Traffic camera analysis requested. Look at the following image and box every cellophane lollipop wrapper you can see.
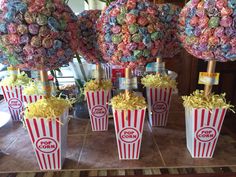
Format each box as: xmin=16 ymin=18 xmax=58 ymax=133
xmin=146 ymin=87 xmax=173 ymax=126
xmin=185 ymin=107 xmax=227 ymax=158
xmin=1 ymin=85 xmax=24 ymax=121
xmin=86 ymin=90 xmax=111 ymax=131
xmin=24 ymin=109 xmax=69 ymax=170
xmin=113 ymin=108 xmax=146 ymax=160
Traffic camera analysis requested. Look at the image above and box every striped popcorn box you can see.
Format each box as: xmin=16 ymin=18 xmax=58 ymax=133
xmin=185 ymin=107 xmax=227 ymax=158
xmin=146 ymin=87 xmax=173 ymax=127
xmin=25 ymin=109 xmax=69 ymax=170
xmin=1 ymin=85 xmax=24 ymax=121
xmin=86 ymin=90 xmax=111 ymax=131
xmin=101 ymin=63 xmax=112 ymax=80
xmin=23 ymin=95 xmax=43 ymax=104
xmin=113 ymin=109 xmax=146 ymax=160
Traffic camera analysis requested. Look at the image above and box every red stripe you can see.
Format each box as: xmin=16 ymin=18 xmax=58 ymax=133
xmin=118 ymin=140 xmax=122 ymax=159
xmin=36 ymin=151 xmax=43 ymax=170
xmin=207 ymin=110 xmax=211 ymax=126
xmin=132 ymin=143 xmax=135 ymax=159
xmin=102 ymin=91 xmax=105 ymax=105
xmin=95 ymin=118 xmax=98 ymax=131
xmin=167 ymin=88 xmax=172 ymax=104
xmin=115 ymin=110 xmax=119 ymax=133
xmin=121 ymin=110 xmax=125 ymax=128
xmin=33 ymin=119 xmax=40 ymax=138
xmin=123 ymin=143 xmax=126 ymax=159
xmin=136 ymin=139 xmax=141 ymax=159
xmin=128 ymin=110 xmax=131 ymax=127
xmin=164 ymin=88 xmax=167 ymax=103
xmin=34 ymin=95 xmax=38 ymax=102
xmin=217 ymin=109 xmax=226 ymax=131
xmin=53 ymin=153 xmax=56 ymax=170
xmin=194 ymin=139 xmax=197 ymax=157
xmin=15 ymin=87 xmax=19 ymax=101
xmin=92 ymin=92 xmax=95 ymax=106
xmin=202 ymin=143 xmax=206 ymax=157
xmin=209 ymin=139 xmax=217 ymax=157
xmin=86 ymin=92 xmax=91 ymax=109
xmin=213 ymin=109 xmax=219 ymax=127
xmin=6 ymin=86 xmax=11 ymax=99
xmin=56 ymin=118 xmax=60 ymax=141
xmin=201 ymin=109 xmax=205 ymax=127
xmin=24 ymin=96 xmax=27 ymax=103
xmin=57 ymin=149 xmax=60 ymax=169
xmin=1 ymin=86 xmax=8 ymax=102
xmin=10 ymin=86 xmax=14 ymax=98
xmin=139 ymin=110 xmax=144 ymax=132
xmin=198 ymin=142 xmax=201 ymax=157
xmin=41 ymin=119 xmax=46 ymax=136
xmin=19 ymin=86 xmax=23 ymax=103
xmin=98 ymin=118 xmax=101 ymax=131
xmin=47 ymin=154 xmax=51 ymax=169
xmin=206 ymin=142 xmax=211 ymax=157
xmin=107 ymin=91 xmax=110 ymax=105
xmin=134 ymin=110 xmax=138 ymax=127
xmin=26 ymin=119 xmax=35 ymax=143
xmin=42 ymin=154 xmax=47 ymax=169
xmin=128 ymin=144 xmax=131 ymax=159
xmin=49 ymin=120 xmax=53 ymax=137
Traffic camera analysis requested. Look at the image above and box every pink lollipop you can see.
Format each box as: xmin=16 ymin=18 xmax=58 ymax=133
xmin=77 ymin=10 xmax=104 ymax=64
xmin=0 ymin=0 xmax=79 ymax=70
xmin=178 ymin=0 xmax=236 ymax=62
xmin=97 ymin=0 xmax=165 ymax=68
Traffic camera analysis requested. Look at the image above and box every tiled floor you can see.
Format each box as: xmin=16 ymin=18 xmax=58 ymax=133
xmin=0 ymin=95 xmax=236 ymax=172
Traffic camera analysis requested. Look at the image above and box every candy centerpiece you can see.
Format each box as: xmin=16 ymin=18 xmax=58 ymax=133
xmin=97 ymin=0 xmax=165 ymax=68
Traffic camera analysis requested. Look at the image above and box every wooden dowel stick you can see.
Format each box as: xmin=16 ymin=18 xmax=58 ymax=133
xmin=8 ymin=65 xmax=17 ymax=82
xmin=96 ymin=63 xmax=102 ymax=85
xmin=40 ymin=70 xmax=51 ymax=99
xmin=156 ymin=57 xmax=162 ymax=75
xmin=125 ymin=67 xmax=132 ymax=97
xmin=204 ymin=60 xmax=216 ymax=97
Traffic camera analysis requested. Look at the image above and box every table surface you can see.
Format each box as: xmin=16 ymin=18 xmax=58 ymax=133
xmin=0 ymin=95 xmax=236 ymax=173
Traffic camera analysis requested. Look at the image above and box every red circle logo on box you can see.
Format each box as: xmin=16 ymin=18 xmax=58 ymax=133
xmin=36 ymin=137 xmax=58 ymax=153
xmin=152 ymin=102 xmax=167 ymax=113
xmin=119 ymin=128 xmax=140 ymax=143
xmin=91 ymin=105 xmax=107 ymax=118
xmin=196 ymin=127 xmax=217 ymax=142
xmin=8 ymin=98 xmax=22 ymax=109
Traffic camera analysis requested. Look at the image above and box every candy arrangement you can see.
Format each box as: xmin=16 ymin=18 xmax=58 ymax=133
xmin=0 ymin=0 xmax=79 ymax=70
xmin=178 ymin=0 xmax=236 ymax=62
xmin=97 ymin=0 xmax=165 ymax=68
xmin=77 ymin=10 xmax=103 ymax=64
xmin=157 ymin=3 xmax=181 ymax=58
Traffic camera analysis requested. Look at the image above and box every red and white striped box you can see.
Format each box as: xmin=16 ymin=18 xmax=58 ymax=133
xmin=1 ymin=85 xmax=24 ymax=121
xmin=113 ymin=108 xmax=146 ymax=160
xmin=185 ymin=107 xmax=227 ymax=158
xmin=101 ymin=63 xmax=112 ymax=80
xmin=23 ymin=95 xmax=43 ymax=105
xmin=146 ymin=87 xmax=173 ymax=126
xmin=86 ymin=90 xmax=111 ymax=131
xmin=24 ymin=109 xmax=69 ymax=170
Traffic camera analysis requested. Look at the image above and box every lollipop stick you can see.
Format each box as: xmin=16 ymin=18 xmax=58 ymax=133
xmin=204 ymin=60 xmax=216 ymax=97
xmin=8 ymin=65 xmax=17 ymax=82
xmin=75 ymin=53 xmax=87 ymax=82
xmin=96 ymin=63 xmax=102 ymax=85
xmin=125 ymin=67 xmax=132 ymax=98
xmin=156 ymin=57 xmax=162 ymax=75
xmin=40 ymin=70 xmax=51 ymax=99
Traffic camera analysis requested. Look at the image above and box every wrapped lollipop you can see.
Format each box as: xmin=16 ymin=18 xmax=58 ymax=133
xmin=0 ymin=0 xmax=78 ymax=170
xmin=98 ymin=0 xmax=166 ymax=160
xmin=97 ymin=0 xmax=165 ymax=68
xmin=178 ymin=0 xmax=235 ymax=158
